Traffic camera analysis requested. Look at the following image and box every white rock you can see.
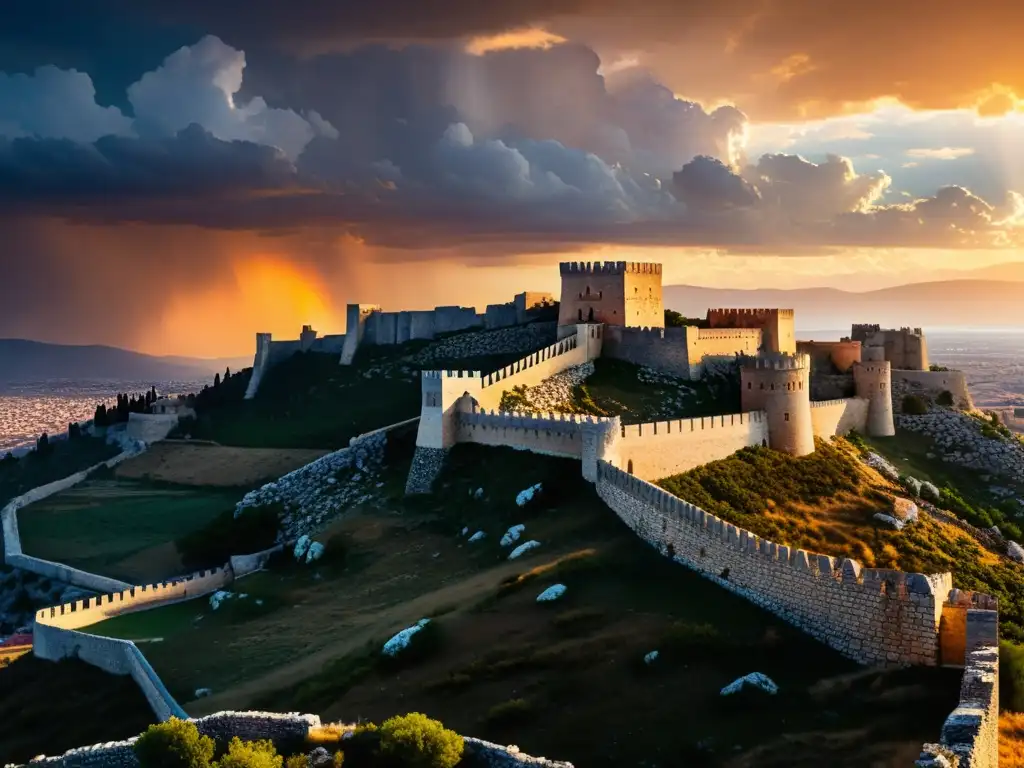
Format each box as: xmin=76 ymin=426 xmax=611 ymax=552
xmin=873 ymin=513 xmax=905 ymax=530
xmin=644 ymin=650 xmax=659 ymax=665
xmin=305 ymin=541 xmax=325 ymax=563
xmin=382 ymin=618 xmax=430 ymax=657
xmin=1008 ymin=541 xmax=1024 ymax=562
xmin=501 ymin=524 xmax=526 ymax=547
xmin=194 ymin=688 xmax=212 ymax=698
xmin=516 ymin=483 xmax=543 ymax=507
xmin=720 ymin=672 xmax=779 ymax=696
xmin=209 ymin=591 xmax=233 ymax=610
xmin=468 ymin=531 xmax=486 ymax=543
xmin=536 ymin=584 xmax=567 ymax=602
xmin=294 ymin=535 xmax=311 ymax=561
xmin=461 ymin=527 xmax=469 ymax=536
xmin=508 ymin=540 xmax=541 ymax=560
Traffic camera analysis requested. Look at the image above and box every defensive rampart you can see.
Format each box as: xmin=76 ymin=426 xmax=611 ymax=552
xmin=809 ymin=398 xmax=869 ymax=438
xmin=458 ymin=408 xmax=613 ymax=459
xmin=602 ymin=326 xmax=761 ymax=380
xmin=617 ymin=412 xmax=768 ymax=480
xmin=893 ymin=369 xmax=973 ymax=411
xmin=2 ymin=448 xmax=141 ymax=594
xmin=596 ymin=460 xmax=956 ymax=666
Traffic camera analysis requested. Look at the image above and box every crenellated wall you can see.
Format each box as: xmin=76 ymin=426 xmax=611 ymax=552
xmin=616 ymin=412 xmax=768 ymax=480
xmin=796 ymin=339 xmax=862 ymax=373
xmin=706 ymin=308 xmax=795 ymax=355
xmin=558 ymin=261 xmax=663 ymax=328
xmin=596 ymin=460 xmax=957 ymax=667
xmin=457 ymin=408 xmax=611 ymax=459
xmin=809 ymin=398 xmax=869 ymax=438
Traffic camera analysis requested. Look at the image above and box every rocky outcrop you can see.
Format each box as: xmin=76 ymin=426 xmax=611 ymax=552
xmin=897 ymin=411 xmax=1024 ymax=481
xmin=234 ymin=432 xmax=387 ymax=540
xmin=409 ymin=323 xmax=557 ymax=366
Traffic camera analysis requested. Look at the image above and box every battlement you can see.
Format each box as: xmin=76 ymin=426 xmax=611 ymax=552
xmin=420 ymin=369 xmax=483 ymax=381
xmin=738 ymin=352 xmax=811 ymax=371
xmin=696 ymin=328 xmax=764 ymax=341
xmin=480 ymin=334 xmax=580 ymax=389
xmin=620 ymin=411 xmax=764 ymax=439
xmin=708 ymin=308 xmax=794 ymax=318
xmin=464 ymin=406 xmax=613 ymax=425
xmin=559 ymin=261 xmax=662 ymax=276
xmin=810 ymin=397 xmax=861 ymax=409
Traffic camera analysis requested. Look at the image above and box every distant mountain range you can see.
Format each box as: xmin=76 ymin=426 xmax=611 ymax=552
xmin=0 ymin=339 xmax=252 ymax=384
xmin=666 ymin=278 xmax=1024 ymax=330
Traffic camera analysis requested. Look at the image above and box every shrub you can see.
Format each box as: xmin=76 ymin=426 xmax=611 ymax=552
xmin=902 ymin=394 xmax=929 ymax=415
xmin=176 ymin=504 xmax=281 ymax=571
xmin=214 ymin=737 xmax=282 ymax=768
xmin=378 ymin=713 xmax=463 ymax=768
xmin=1003 ymin=641 xmax=1024 ymax=712
xmin=285 ymin=756 xmax=308 ymax=768
xmin=482 ymin=698 xmax=535 ymax=726
xmin=135 ymin=718 xmax=215 ymax=768
xmin=936 ymin=390 xmax=955 ymax=407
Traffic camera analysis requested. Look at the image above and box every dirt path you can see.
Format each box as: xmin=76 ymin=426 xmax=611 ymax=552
xmin=186 ymin=554 xmax=553 ymax=716
xmin=115 ymin=443 xmax=328 ymax=487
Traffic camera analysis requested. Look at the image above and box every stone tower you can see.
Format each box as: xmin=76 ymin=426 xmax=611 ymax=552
xmin=740 ymin=353 xmax=814 ymax=456
xmin=853 ymin=359 xmax=896 ymax=437
xmin=558 ymin=261 xmax=663 ymax=328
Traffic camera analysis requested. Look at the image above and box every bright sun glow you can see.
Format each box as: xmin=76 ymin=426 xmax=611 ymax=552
xmin=151 ymin=256 xmax=340 ymax=357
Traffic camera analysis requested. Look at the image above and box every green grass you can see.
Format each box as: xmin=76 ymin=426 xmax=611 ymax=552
xmin=17 ymin=479 xmax=238 ymax=583
xmin=85 ymin=599 xmax=206 ymax=640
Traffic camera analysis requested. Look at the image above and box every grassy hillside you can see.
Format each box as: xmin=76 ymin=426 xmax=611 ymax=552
xmin=657 ymin=436 xmax=1024 ymax=643
xmin=80 ymin=446 xmax=958 ymax=767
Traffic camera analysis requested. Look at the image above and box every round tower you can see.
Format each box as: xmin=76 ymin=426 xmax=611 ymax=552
xmin=740 ymin=353 xmax=814 ymax=456
xmin=853 ymin=360 xmax=895 ymax=437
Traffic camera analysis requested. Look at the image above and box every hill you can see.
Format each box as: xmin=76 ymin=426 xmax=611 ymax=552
xmin=664 ymin=279 xmax=1024 ymax=329
xmin=0 ymin=339 xmax=249 ymax=384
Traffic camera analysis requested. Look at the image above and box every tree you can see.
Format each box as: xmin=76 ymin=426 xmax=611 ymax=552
xmin=213 ymin=737 xmax=282 ymax=768
xmin=901 ymin=394 xmax=929 ymax=415
xmin=35 ymin=433 xmax=51 ymax=456
xmin=134 ymin=718 xmax=214 ymax=768
xmin=936 ymin=390 xmax=954 ymax=407
xmin=378 ymin=713 xmax=463 ymax=768
xmin=214 ymin=373 xmax=221 ymax=388
xmin=225 ymin=367 xmax=232 ymax=380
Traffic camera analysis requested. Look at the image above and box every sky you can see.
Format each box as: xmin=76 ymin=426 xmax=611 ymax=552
xmin=0 ymin=0 xmax=1022 ymax=357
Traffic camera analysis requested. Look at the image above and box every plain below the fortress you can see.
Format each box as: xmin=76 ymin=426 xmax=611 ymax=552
xmin=16 ymin=478 xmax=238 ymax=584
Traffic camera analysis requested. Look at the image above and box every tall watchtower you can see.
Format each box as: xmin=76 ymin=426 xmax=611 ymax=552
xmin=853 ymin=360 xmax=896 ymax=436
xmin=558 ymin=261 xmax=663 ymax=328
xmin=740 ymin=353 xmax=814 ymax=456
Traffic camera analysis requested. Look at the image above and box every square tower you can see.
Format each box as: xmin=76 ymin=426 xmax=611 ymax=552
xmin=558 ymin=261 xmax=663 ymax=328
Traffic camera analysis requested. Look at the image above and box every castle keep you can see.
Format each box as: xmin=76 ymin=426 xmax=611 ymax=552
xmin=557 ymin=261 xmax=664 ymax=328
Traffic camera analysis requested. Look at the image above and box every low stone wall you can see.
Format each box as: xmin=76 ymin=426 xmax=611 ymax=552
xmin=596 ymin=460 xmax=954 ymax=666
xmin=2 ymin=448 xmax=141 ymax=594
xmin=602 ymin=326 xmax=692 ymax=379
xmin=21 ymin=712 xmax=321 ymax=767
xmin=20 ymin=714 xmax=575 ymax=768
xmin=917 ymin=610 xmax=999 ymax=768
xmin=229 ymin=544 xmax=284 ymax=578
xmin=617 ymin=412 xmax=768 ymax=481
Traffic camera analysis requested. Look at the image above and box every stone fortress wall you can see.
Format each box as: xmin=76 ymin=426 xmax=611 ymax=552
xmin=851 ymin=323 xmax=929 ymax=370
xmin=707 ymin=308 xmax=796 ymax=355
xmin=602 ymin=325 xmax=763 ymax=380
xmin=594 ymin=461 xmax=1000 ymax=766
